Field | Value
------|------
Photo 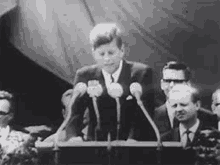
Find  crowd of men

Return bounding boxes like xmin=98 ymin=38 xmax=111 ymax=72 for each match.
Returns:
xmin=1 ymin=22 xmax=220 ymax=164
xmin=45 ymin=22 xmax=220 ymax=146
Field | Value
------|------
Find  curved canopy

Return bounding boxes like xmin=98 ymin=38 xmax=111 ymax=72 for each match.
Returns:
xmin=1 ymin=0 xmax=220 ymax=88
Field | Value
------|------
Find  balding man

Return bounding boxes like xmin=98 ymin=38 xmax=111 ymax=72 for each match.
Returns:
xmin=154 ymin=62 xmax=217 ymax=134
xmin=161 ymin=84 xmax=217 ymax=149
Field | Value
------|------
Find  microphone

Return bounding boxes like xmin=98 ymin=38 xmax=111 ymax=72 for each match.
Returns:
xmin=130 ymin=82 xmax=162 ymax=164
xmin=130 ymin=82 xmax=142 ymax=104
xmin=54 ymin=83 xmax=87 ymax=145
xmin=107 ymin=83 xmax=123 ymax=140
xmin=87 ymin=83 xmax=103 ymax=141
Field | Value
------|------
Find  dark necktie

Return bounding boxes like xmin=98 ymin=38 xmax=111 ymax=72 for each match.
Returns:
xmin=185 ymin=129 xmax=191 ymax=148
xmin=110 ymin=75 xmax=114 ymax=83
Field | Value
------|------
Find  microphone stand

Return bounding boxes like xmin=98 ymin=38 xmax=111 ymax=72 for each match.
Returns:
xmin=53 ymin=91 xmax=80 ymax=165
xmin=107 ymin=132 xmax=112 ymax=165
xmin=92 ymin=97 xmax=100 ymax=141
xmin=115 ymin=97 xmax=121 ymax=140
xmin=136 ymin=99 xmax=162 ymax=165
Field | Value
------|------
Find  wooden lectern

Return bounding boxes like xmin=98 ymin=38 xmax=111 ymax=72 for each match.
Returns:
xmin=36 ymin=141 xmax=196 ymax=165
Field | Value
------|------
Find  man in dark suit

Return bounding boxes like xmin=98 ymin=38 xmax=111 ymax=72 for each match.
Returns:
xmin=161 ymin=84 xmax=214 ymax=148
xmin=65 ymin=23 xmax=155 ymax=141
xmin=154 ymin=61 xmax=217 ymax=134
xmin=211 ymin=88 xmax=220 ymax=130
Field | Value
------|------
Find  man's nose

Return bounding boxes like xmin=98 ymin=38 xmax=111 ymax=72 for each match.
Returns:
xmin=175 ymin=105 xmax=183 ymax=112
xmin=169 ymin=81 xmax=175 ymax=87
xmin=103 ymin=54 xmax=110 ymax=61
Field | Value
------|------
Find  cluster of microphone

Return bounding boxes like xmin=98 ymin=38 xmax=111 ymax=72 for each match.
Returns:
xmin=73 ymin=82 xmax=142 ymax=101
xmin=55 ymin=81 xmax=160 ymax=151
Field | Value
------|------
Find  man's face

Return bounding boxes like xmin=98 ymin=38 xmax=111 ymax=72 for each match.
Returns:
xmin=0 ymin=99 xmax=12 ymax=126
xmin=211 ymin=91 xmax=220 ymax=117
xmin=92 ymin=39 xmax=124 ymax=74
xmin=161 ymin=69 xmax=187 ymax=97
xmin=169 ymin=92 xmax=199 ymax=122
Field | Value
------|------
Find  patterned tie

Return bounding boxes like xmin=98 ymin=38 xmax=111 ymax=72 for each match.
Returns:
xmin=185 ymin=129 xmax=191 ymax=148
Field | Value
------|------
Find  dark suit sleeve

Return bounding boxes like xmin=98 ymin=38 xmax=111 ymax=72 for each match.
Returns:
xmin=140 ymin=67 xmax=155 ymax=116
xmin=67 ymin=69 xmax=89 ymax=137
xmin=131 ymin=65 xmax=156 ymax=141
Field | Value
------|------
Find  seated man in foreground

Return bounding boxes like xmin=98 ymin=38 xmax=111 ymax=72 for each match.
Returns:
xmin=0 ymin=91 xmax=38 ymax=165
xmin=161 ymin=84 xmax=217 ymax=149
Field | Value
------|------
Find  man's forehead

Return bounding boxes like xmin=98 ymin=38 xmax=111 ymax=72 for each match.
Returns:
xmin=163 ymin=69 xmax=185 ymax=79
xmin=169 ymin=91 xmax=192 ymax=102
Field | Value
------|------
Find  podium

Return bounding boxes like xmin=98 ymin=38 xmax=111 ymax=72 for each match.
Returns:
xmin=36 ymin=141 xmax=196 ymax=165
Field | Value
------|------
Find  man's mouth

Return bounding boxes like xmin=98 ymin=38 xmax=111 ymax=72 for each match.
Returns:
xmin=104 ymin=63 xmax=114 ymax=67
xmin=176 ymin=113 xmax=186 ymax=119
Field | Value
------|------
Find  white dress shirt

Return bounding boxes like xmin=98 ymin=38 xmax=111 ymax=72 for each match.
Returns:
xmin=102 ymin=60 xmax=123 ymax=88
xmin=166 ymin=101 xmax=175 ymax=128
xmin=179 ymin=119 xmax=200 ymax=147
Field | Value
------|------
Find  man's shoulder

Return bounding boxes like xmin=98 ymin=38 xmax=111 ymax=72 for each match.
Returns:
xmin=198 ymin=107 xmax=217 ymax=119
xmin=155 ymin=104 xmax=167 ymax=114
xmin=198 ymin=108 xmax=218 ymax=129
xmin=126 ymin=60 xmax=151 ymax=70
xmin=161 ymin=128 xmax=178 ymax=141
xmin=76 ymin=64 xmax=99 ymax=75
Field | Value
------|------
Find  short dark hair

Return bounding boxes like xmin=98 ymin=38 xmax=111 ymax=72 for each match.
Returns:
xmin=89 ymin=22 xmax=123 ymax=50
xmin=0 ymin=90 xmax=15 ymax=113
xmin=162 ymin=61 xmax=191 ymax=81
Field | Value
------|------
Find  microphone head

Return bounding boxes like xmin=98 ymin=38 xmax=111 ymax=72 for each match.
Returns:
xmin=107 ymin=83 xmax=123 ymax=98
xmin=130 ymin=82 xmax=142 ymax=96
xmin=87 ymin=84 xmax=103 ymax=97
xmin=73 ymin=82 xmax=87 ymax=96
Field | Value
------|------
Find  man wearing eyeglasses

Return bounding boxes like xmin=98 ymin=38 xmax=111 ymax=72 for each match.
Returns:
xmin=0 ymin=91 xmax=38 ymax=164
xmin=154 ymin=61 xmax=190 ymax=134
xmin=154 ymin=61 xmax=217 ymax=134
xmin=211 ymin=89 xmax=220 ymax=130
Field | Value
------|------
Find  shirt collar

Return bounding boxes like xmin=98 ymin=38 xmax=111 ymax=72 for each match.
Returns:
xmin=102 ymin=60 xmax=123 ymax=83
xmin=179 ymin=119 xmax=200 ymax=136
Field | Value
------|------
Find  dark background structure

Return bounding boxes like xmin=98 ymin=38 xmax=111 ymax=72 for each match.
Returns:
xmin=0 ymin=0 xmax=220 ymax=127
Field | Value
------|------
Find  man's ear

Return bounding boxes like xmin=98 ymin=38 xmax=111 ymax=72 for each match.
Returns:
xmin=8 ymin=113 xmax=14 ymax=121
xmin=195 ymin=100 xmax=201 ymax=110
xmin=160 ymin=79 xmax=165 ymax=90
xmin=120 ymin=44 xmax=125 ymax=57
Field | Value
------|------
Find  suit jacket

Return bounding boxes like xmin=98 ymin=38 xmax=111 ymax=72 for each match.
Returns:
xmin=154 ymin=104 xmax=218 ymax=135
xmin=161 ymin=120 xmax=210 ymax=144
xmin=67 ymin=60 xmax=155 ymax=141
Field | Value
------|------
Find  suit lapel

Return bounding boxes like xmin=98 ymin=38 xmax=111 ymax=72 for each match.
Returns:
xmin=164 ymin=106 xmax=172 ymax=130
xmin=94 ymin=67 xmax=107 ymax=95
xmin=173 ymin=127 xmax=181 ymax=141
xmin=117 ymin=60 xmax=132 ymax=97
xmin=191 ymin=121 xmax=203 ymax=145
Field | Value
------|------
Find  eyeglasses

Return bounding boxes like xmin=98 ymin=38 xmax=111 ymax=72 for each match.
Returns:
xmin=162 ymin=79 xmax=187 ymax=84
xmin=0 ymin=111 xmax=10 ymax=116
xmin=213 ymin=103 xmax=220 ymax=107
